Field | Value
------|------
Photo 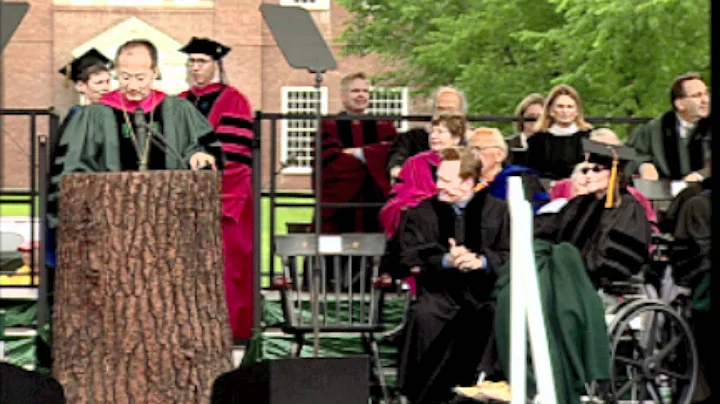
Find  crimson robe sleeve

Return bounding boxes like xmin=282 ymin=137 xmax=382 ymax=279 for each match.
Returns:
xmin=212 ymin=88 xmax=253 ymax=170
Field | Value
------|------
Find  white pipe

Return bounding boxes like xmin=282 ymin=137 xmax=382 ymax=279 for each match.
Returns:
xmin=507 ymin=177 xmax=558 ymax=404
xmin=507 ymin=177 xmax=527 ymax=404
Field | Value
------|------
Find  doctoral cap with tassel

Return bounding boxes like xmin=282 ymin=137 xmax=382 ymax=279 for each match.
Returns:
xmin=581 ymin=138 xmax=637 ymax=208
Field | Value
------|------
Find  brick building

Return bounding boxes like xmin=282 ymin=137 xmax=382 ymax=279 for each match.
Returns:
xmin=1 ymin=0 xmax=425 ymax=190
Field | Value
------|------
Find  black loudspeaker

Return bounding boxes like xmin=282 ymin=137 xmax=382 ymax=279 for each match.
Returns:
xmin=211 ymin=356 xmax=370 ymax=404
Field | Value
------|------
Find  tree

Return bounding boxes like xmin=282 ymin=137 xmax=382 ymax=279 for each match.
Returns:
xmin=53 ymin=171 xmax=233 ymax=404
xmin=337 ymin=0 xmax=710 ymax=132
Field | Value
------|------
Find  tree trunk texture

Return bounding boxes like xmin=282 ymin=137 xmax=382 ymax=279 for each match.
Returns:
xmin=53 ymin=171 xmax=233 ymax=404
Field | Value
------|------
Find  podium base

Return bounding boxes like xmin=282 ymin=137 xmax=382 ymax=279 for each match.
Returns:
xmin=211 ymin=356 xmax=370 ymax=404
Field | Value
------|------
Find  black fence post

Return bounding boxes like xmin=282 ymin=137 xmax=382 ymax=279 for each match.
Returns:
xmin=252 ymin=110 xmax=263 ymax=332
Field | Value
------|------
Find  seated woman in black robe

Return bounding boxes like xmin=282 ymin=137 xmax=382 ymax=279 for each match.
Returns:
xmin=525 ymin=84 xmax=593 ymax=181
xmin=535 ymin=139 xmax=653 ymax=290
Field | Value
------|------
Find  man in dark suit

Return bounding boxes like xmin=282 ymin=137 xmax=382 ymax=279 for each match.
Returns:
xmin=626 ymin=72 xmax=711 ymax=181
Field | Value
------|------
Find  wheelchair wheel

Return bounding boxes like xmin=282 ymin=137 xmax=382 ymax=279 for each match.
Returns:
xmin=609 ymin=303 xmax=698 ymax=404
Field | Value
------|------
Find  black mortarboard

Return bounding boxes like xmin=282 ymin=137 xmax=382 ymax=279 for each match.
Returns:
xmin=178 ymin=37 xmax=231 ymax=60
xmin=581 ymin=138 xmax=637 ymax=208
xmin=58 ymin=48 xmax=113 ymax=86
xmin=582 ymin=138 xmax=636 ymax=167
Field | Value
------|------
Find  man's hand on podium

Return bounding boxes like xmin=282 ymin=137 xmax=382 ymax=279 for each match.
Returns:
xmin=190 ymin=152 xmax=217 ymax=170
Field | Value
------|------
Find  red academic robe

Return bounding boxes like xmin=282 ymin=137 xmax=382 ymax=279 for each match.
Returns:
xmin=179 ymin=82 xmax=254 ymax=340
xmin=317 ymin=114 xmax=397 ymax=234
xmin=379 ymin=150 xmax=440 ymax=239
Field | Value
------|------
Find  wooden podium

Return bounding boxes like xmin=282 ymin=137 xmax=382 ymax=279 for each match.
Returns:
xmin=53 ymin=171 xmax=234 ymax=403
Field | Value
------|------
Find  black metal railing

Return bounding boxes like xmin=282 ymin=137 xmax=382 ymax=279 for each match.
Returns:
xmin=0 ymin=108 xmax=59 ymax=368
xmin=2 ymin=109 xmax=653 ymax=339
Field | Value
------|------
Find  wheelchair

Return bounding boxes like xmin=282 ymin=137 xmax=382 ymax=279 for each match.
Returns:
xmin=596 ymin=232 xmax=699 ymax=404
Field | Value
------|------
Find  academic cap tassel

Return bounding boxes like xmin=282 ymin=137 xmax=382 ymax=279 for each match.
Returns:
xmin=605 ymin=151 xmax=619 ymax=208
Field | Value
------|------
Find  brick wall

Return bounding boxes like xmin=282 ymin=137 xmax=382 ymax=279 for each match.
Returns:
xmin=1 ymin=0 xmax=421 ymax=190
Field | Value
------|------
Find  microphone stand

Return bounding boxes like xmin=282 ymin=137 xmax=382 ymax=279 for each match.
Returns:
xmin=138 ymin=122 xmax=189 ymax=169
xmin=311 ymin=69 xmax=324 ymax=357
xmin=134 ymin=109 xmax=151 ymax=172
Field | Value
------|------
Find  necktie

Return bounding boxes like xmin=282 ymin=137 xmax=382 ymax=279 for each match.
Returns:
xmin=454 ymin=205 xmax=465 ymax=245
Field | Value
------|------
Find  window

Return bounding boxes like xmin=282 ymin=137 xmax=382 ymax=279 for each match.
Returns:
xmin=368 ymin=86 xmax=409 ymax=131
xmin=281 ymin=86 xmax=328 ymax=174
xmin=279 ymin=0 xmax=330 ymax=11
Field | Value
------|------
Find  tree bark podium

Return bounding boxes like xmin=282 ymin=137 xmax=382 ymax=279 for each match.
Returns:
xmin=53 ymin=171 xmax=233 ymax=404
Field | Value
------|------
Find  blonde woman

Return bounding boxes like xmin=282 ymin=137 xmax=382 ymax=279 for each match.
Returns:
xmin=526 ymin=84 xmax=593 ymax=180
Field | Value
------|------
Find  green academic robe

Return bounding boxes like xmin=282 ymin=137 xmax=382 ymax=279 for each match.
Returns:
xmin=493 ymin=240 xmax=611 ymax=404
xmin=625 ymin=112 xmax=711 ymax=180
xmin=47 ymin=96 xmax=220 ymax=228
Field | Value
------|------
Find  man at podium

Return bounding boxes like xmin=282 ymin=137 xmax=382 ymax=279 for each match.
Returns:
xmin=48 ymin=39 xmax=223 ymax=228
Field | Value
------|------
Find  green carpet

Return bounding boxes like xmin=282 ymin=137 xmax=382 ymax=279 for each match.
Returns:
xmin=1 ymin=291 xmax=408 ymax=387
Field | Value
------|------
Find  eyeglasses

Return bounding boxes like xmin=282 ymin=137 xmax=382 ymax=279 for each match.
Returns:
xmin=578 ymin=165 xmax=604 ymax=175
xmin=187 ymin=58 xmax=212 ymax=66
xmin=472 ymin=145 xmax=502 ymax=152
xmin=681 ymin=91 xmax=710 ymax=99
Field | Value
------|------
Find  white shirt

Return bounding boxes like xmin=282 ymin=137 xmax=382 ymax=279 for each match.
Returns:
xmin=676 ymin=114 xmax=696 ymax=139
xmin=519 ymin=132 xmax=529 ymax=149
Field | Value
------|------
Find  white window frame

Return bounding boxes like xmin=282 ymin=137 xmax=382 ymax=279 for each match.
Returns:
xmin=279 ymin=0 xmax=330 ymax=11
xmin=281 ymin=86 xmax=328 ymax=175
xmin=368 ymin=86 xmax=409 ymax=131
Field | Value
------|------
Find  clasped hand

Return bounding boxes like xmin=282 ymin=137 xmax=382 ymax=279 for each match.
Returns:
xmin=448 ymin=238 xmax=484 ymax=271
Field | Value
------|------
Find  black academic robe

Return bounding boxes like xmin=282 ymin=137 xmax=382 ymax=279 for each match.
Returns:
xmin=316 ymin=113 xmax=397 ymax=233
xmin=671 ymin=191 xmax=712 ymax=398
xmin=505 ymin=134 xmax=524 ymax=149
xmin=525 ymin=130 xmax=591 ymax=180
xmin=505 ymin=134 xmax=527 ymax=166
xmin=0 ymin=363 xmax=66 ymax=403
xmin=534 ymin=191 xmax=652 ymax=290
xmin=397 ymin=192 xmax=510 ymax=404
xmin=661 ymin=177 xmax=711 ymax=233
xmin=386 ymin=127 xmax=430 ymax=174
xmin=671 ymin=192 xmax=711 ymax=290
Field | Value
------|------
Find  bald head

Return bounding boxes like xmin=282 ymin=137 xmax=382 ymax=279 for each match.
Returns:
xmin=433 ymin=86 xmax=467 ymax=114
xmin=589 ymin=128 xmax=621 ymax=146
xmin=468 ymin=127 xmax=508 ymax=174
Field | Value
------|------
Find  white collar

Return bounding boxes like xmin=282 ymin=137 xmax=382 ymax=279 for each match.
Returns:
xmin=548 ymin=123 xmax=579 ymax=136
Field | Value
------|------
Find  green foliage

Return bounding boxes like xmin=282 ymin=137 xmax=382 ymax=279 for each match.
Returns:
xmin=337 ymin=0 xmax=710 ymax=136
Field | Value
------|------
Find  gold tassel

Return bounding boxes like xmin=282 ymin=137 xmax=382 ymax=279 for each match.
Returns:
xmin=605 ymin=154 xmax=619 ymax=208
xmin=474 ymin=181 xmax=488 ymax=193
xmin=63 ymin=64 xmax=72 ymax=88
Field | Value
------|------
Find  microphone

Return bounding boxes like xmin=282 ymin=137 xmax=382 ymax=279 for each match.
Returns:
xmin=133 ymin=108 xmax=150 ymax=171
xmin=136 ymin=120 xmax=187 ymax=169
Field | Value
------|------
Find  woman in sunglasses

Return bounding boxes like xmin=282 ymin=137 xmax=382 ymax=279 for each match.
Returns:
xmin=535 ymin=137 xmax=654 ymax=289
xmin=548 ymin=129 xmax=658 ymax=227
